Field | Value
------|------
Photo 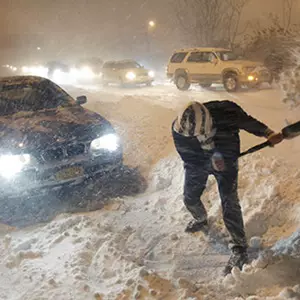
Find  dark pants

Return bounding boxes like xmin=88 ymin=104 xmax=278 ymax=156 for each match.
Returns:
xmin=183 ymin=159 xmax=247 ymax=249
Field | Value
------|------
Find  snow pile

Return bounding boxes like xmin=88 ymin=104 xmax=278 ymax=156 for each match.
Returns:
xmin=1 ymin=151 xmax=300 ymax=300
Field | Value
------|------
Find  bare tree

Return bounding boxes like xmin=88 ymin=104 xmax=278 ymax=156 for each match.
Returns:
xmin=173 ymin=0 xmax=250 ymax=47
xmin=282 ymin=0 xmax=296 ymax=32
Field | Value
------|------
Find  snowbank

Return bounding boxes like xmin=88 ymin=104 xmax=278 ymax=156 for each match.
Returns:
xmin=1 ymin=87 xmax=300 ymax=299
xmin=1 ymin=151 xmax=300 ymax=300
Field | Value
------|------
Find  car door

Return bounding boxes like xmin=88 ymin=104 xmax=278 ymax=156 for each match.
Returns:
xmin=185 ymin=51 xmax=211 ymax=83
xmin=102 ymin=62 xmax=114 ymax=83
xmin=205 ymin=52 xmax=223 ymax=82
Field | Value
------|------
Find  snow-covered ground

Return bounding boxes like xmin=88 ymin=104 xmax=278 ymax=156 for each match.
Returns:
xmin=1 ymin=82 xmax=300 ymax=300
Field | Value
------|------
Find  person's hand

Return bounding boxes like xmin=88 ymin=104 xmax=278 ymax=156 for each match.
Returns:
xmin=267 ymin=132 xmax=284 ymax=146
xmin=211 ymin=152 xmax=225 ymax=172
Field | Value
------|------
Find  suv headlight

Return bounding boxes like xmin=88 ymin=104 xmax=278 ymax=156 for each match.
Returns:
xmin=90 ymin=134 xmax=120 ymax=152
xmin=125 ymin=72 xmax=136 ymax=80
xmin=0 ymin=154 xmax=31 ymax=179
xmin=148 ymin=70 xmax=155 ymax=78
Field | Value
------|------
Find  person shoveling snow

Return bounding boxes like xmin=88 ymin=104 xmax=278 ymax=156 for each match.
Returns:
xmin=171 ymin=100 xmax=283 ymax=276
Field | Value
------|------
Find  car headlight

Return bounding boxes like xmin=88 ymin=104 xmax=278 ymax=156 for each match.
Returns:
xmin=0 ymin=154 xmax=31 ymax=179
xmin=125 ymin=72 xmax=136 ymax=80
xmin=148 ymin=70 xmax=155 ymax=78
xmin=90 ymin=134 xmax=120 ymax=152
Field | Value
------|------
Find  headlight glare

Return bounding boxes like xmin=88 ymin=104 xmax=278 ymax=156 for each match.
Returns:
xmin=0 ymin=154 xmax=31 ymax=179
xmin=148 ymin=70 xmax=155 ymax=78
xmin=91 ymin=134 xmax=119 ymax=152
xmin=125 ymin=72 xmax=136 ymax=80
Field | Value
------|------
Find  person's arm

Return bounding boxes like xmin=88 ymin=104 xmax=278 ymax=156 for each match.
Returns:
xmin=229 ymin=101 xmax=283 ymax=145
xmin=233 ymin=103 xmax=273 ymax=137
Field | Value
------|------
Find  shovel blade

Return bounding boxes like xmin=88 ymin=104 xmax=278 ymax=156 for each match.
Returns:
xmin=282 ymin=121 xmax=300 ymax=139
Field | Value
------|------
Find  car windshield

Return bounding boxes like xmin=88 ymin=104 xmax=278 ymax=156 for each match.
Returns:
xmin=0 ymin=82 xmax=75 ymax=116
xmin=117 ymin=61 xmax=142 ymax=69
xmin=216 ymin=51 xmax=238 ymax=61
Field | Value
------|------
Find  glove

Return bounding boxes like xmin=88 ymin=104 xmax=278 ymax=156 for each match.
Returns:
xmin=211 ymin=152 xmax=225 ymax=172
xmin=267 ymin=132 xmax=284 ymax=146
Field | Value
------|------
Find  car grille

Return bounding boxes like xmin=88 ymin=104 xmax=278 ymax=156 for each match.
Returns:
xmin=259 ymin=69 xmax=270 ymax=76
xmin=41 ymin=143 xmax=86 ymax=162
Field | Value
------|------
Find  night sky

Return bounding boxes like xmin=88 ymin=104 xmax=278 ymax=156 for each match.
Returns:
xmin=0 ymin=0 xmax=298 ymax=64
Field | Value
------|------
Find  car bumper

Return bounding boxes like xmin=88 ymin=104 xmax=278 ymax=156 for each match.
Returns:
xmin=0 ymin=151 xmax=123 ymax=198
xmin=240 ymin=70 xmax=272 ymax=84
xmin=124 ymin=76 xmax=154 ymax=84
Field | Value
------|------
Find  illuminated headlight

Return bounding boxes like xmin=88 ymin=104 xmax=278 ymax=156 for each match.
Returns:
xmin=125 ymin=71 xmax=136 ymax=80
xmin=0 ymin=154 xmax=31 ymax=179
xmin=248 ymin=75 xmax=255 ymax=81
xmin=148 ymin=70 xmax=155 ymax=78
xmin=80 ymin=66 xmax=95 ymax=79
xmin=90 ymin=134 xmax=120 ymax=152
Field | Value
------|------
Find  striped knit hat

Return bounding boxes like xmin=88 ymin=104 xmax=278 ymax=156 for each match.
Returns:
xmin=173 ymin=101 xmax=214 ymax=138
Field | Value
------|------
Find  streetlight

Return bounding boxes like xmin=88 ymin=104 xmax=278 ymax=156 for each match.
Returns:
xmin=148 ymin=20 xmax=155 ymax=28
xmin=37 ymin=47 xmax=41 ymax=51
xmin=146 ymin=20 xmax=156 ymax=54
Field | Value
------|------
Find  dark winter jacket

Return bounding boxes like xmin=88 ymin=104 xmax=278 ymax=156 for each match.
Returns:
xmin=172 ymin=100 xmax=272 ymax=165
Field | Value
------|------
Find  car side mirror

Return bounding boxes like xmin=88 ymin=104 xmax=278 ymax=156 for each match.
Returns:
xmin=76 ymin=95 xmax=87 ymax=105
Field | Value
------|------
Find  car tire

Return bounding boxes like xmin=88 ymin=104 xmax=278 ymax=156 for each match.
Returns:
xmin=223 ymin=73 xmax=239 ymax=92
xmin=200 ymin=83 xmax=212 ymax=88
xmin=175 ymin=75 xmax=190 ymax=91
xmin=268 ymin=75 xmax=274 ymax=86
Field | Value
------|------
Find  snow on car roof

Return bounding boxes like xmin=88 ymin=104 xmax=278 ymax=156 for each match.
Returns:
xmin=0 ymin=76 xmax=50 ymax=88
xmin=174 ymin=47 xmax=231 ymax=53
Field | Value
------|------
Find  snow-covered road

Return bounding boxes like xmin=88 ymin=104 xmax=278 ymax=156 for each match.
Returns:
xmin=1 ymin=83 xmax=300 ymax=300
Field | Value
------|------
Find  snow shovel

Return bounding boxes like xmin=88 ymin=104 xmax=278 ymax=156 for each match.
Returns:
xmin=239 ymin=120 xmax=300 ymax=157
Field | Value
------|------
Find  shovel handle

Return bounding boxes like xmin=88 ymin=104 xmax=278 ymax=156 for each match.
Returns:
xmin=239 ymin=141 xmax=271 ymax=157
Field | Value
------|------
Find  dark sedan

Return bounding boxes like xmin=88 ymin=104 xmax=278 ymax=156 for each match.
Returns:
xmin=0 ymin=76 xmax=123 ymax=198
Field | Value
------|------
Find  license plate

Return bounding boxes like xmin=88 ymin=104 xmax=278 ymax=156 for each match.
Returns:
xmin=55 ymin=166 xmax=84 ymax=181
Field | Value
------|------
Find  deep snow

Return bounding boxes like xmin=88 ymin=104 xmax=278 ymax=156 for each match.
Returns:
xmin=0 ymin=83 xmax=300 ymax=300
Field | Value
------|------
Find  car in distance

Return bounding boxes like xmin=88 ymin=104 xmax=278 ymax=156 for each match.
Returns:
xmin=101 ymin=60 xmax=155 ymax=87
xmin=0 ymin=76 xmax=123 ymax=198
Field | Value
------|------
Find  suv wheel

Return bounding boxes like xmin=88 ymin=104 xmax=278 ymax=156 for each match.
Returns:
xmin=175 ymin=75 xmax=190 ymax=91
xmin=223 ymin=73 xmax=239 ymax=92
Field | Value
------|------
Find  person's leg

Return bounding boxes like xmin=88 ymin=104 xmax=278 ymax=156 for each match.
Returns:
xmin=183 ymin=164 xmax=209 ymax=232
xmin=213 ymin=160 xmax=248 ymax=274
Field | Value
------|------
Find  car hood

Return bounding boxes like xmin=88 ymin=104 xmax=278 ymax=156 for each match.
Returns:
xmin=121 ymin=68 xmax=150 ymax=75
xmin=0 ymin=106 xmax=112 ymax=153
xmin=223 ymin=60 xmax=265 ymax=68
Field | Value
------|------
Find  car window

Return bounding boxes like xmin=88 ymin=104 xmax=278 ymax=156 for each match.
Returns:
xmin=170 ymin=52 xmax=188 ymax=63
xmin=117 ymin=62 xmax=141 ymax=69
xmin=187 ymin=52 xmax=215 ymax=63
xmin=0 ymin=83 xmax=75 ymax=116
xmin=103 ymin=62 xmax=114 ymax=68
xmin=215 ymin=51 xmax=238 ymax=61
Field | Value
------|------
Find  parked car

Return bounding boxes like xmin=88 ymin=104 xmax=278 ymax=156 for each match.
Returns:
xmin=101 ymin=60 xmax=155 ymax=86
xmin=166 ymin=47 xmax=273 ymax=92
xmin=0 ymin=76 xmax=123 ymax=198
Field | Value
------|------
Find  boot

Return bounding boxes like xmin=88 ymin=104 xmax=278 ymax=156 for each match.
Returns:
xmin=185 ymin=219 xmax=208 ymax=233
xmin=223 ymin=246 xmax=249 ymax=276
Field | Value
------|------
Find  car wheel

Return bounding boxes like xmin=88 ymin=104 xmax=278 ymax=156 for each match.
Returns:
xmin=268 ymin=75 xmax=274 ymax=86
xmin=223 ymin=73 xmax=239 ymax=92
xmin=200 ymin=83 xmax=212 ymax=88
xmin=175 ymin=75 xmax=190 ymax=91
